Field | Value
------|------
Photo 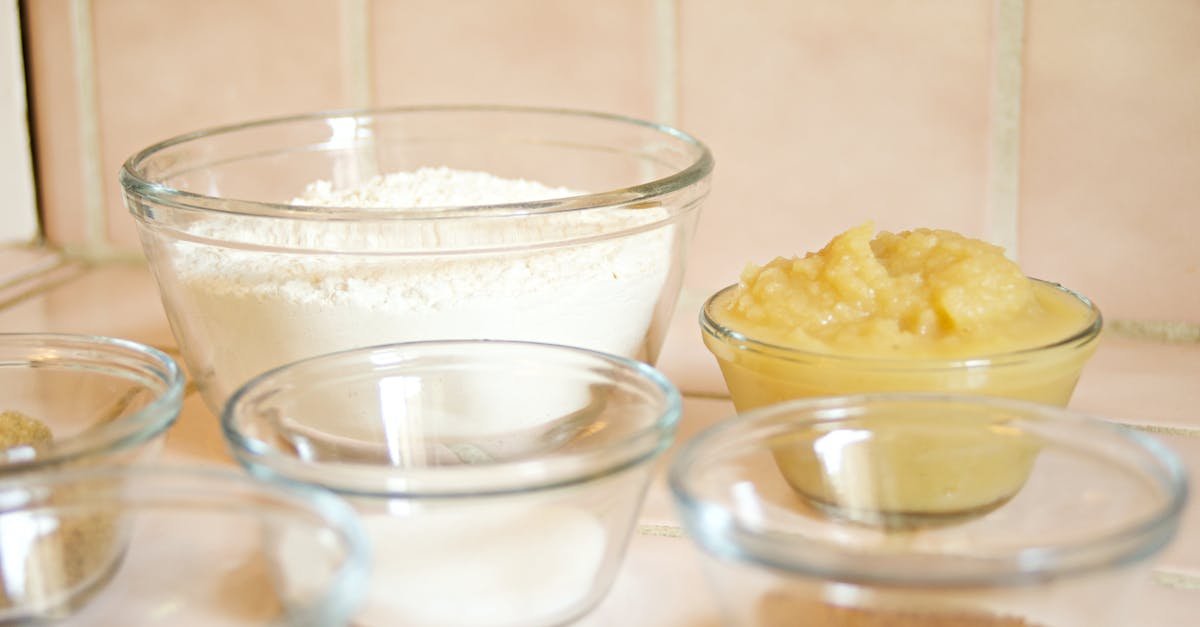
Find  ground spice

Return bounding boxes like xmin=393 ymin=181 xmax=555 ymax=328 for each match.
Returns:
xmin=757 ymin=590 xmax=1043 ymax=627
xmin=0 ymin=410 xmax=120 ymax=618
xmin=0 ymin=410 xmax=53 ymax=449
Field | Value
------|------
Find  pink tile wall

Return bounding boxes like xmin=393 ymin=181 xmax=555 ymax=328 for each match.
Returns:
xmin=1019 ymin=1 xmax=1200 ymax=323
xmin=19 ymin=0 xmax=1200 ymax=324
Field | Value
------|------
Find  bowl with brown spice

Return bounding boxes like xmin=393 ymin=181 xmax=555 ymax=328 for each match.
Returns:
xmin=0 ymin=333 xmax=183 ymax=473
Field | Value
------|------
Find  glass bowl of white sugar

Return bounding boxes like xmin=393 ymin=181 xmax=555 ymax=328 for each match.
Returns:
xmin=221 ymin=339 xmax=680 ymax=627
xmin=120 ymin=105 xmax=712 ymax=415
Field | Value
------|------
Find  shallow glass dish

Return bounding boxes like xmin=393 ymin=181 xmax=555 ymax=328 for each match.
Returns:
xmin=701 ymin=280 xmax=1102 ymax=411
xmin=0 ymin=333 xmax=184 ymax=472
xmin=669 ymin=394 xmax=1187 ymax=627
xmin=121 ymin=105 xmax=713 ymax=414
xmin=0 ymin=465 xmax=368 ymax=625
xmin=223 ymin=339 xmax=681 ymax=627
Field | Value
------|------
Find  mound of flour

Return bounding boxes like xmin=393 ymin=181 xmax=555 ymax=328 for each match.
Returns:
xmin=167 ymin=167 xmax=674 ymax=412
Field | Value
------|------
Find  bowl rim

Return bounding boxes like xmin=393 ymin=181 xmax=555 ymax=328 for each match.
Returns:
xmin=667 ymin=392 xmax=1189 ymax=587
xmin=700 ymin=278 xmax=1104 ymax=368
xmin=119 ymin=103 xmax=714 ymax=222
xmin=0 ymin=333 xmax=184 ymax=470
xmin=0 ymin=463 xmax=370 ymax=622
xmin=220 ymin=339 xmax=683 ymax=498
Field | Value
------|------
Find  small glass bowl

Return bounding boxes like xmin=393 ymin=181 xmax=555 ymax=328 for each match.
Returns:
xmin=700 ymin=279 xmax=1103 ymax=411
xmin=669 ymin=394 xmax=1187 ymax=627
xmin=122 ymin=105 xmax=713 ymax=414
xmin=0 ymin=465 xmax=368 ymax=625
xmin=223 ymin=339 xmax=681 ymax=627
xmin=0 ymin=333 xmax=184 ymax=472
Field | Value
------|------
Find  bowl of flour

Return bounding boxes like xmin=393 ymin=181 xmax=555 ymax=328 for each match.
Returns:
xmin=121 ymin=106 xmax=712 ymax=414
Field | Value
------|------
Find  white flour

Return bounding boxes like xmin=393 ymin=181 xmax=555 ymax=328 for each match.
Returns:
xmin=167 ymin=167 xmax=674 ymax=411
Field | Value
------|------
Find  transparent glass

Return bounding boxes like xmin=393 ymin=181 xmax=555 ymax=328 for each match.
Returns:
xmin=121 ymin=105 xmax=713 ymax=414
xmin=0 ymin=465 xmax=368 ymax=625
xmin=701 ymin=280 xmax=1102 ymax=411
xmin=669 ymin=394 xmax=1187 ymax=627
xmin=223 ymin=339 xmax=681 ymax=627
xmin=0 ymin=333 xmax=184 ymax=472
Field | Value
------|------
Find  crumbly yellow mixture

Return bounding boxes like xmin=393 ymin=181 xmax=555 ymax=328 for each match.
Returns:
xmin=0 ymin=409 xmax=53 ymax=448
xmin=720 ymin=224 xmax=1093 ymax=358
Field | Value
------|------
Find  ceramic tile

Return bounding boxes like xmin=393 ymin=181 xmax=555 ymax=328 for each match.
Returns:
xmin=161 ymin=389 xmax=234 ymax=466
xmin=579 ymin=533 xmax=721 ymax=627
xmin=1019 ymin=1 xmax=1200 ymax=323
xmin=1068 ymin=333 xmax=1200 ymax=432
xmin=89 ymin=0 xmax=353 ymax=251
xmin=656 ymin=286 xmax=728 ymax=397
xmin=21 ymin=0 xmax=89 ymax=248
xmin=678 ymin=0 xmax=995 ymax=294
xmin=368 ymin=0 xmax=657 ymax=117
xmin=639 ymin=396 xmax=734 ymax=527
xmin=0 ymin=261 xmax=175 ymax=349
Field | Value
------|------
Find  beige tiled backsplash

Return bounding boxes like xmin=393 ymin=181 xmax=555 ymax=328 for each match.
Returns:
xmin=18 ymin=0 xmax=1200 ymax=327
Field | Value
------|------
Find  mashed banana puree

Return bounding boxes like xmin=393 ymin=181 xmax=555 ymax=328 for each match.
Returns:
xmin=704 ymin=223 xmax=1101 ymax=409
xmin=702 ymin=224 xmax=1101 ymax=522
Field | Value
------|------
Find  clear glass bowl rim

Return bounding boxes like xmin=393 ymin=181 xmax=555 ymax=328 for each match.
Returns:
xmin=120 ymin=104 xmax=715 ymax=222
xmin=700 ymin=279 xmax=1103 ymax=369
xmin=0 ymin=463 xmax=370 ymax=624
xmin=667 ymin=392 xmax=1189 ymax=587
xmin=0 ymin=333 xmax=184 ymax=470
xmin=222 ymin=339 xmax=683 ymax=498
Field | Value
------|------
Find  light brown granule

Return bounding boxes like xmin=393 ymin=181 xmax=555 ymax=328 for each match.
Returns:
xmin=0 ymin=410 xmax=53 ymax=449
xmin=757 ymin=590 xmax=1042 ymax=627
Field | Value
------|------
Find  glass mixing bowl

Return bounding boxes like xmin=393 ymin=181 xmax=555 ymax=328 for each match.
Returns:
xmin=701 ymin=279 xmax=1102 ymax=411
xmin=0 ymin=333 xmax=184 ymax=473
xmin=669 ymin=394 xmax=1187 ymax=627
xmin=121 ymin=105 xmax=713 ymax=414
xmin=223 ymin=339 xmax=681 ymax=627
xmin=0 ymin=465 xmax=368 ymax=625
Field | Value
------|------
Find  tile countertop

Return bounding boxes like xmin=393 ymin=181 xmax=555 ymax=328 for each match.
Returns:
xmin=1 ymin=253 xmax=1198 ymax=625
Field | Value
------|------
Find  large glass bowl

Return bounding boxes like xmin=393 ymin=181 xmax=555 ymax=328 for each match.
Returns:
xmin=0 ymin=465 xmax=369 ymax=625
xmin=121 ymin=105 xmax=713 ymax=414
xmin=0 ymin=333 xmax=184 ymax=473
xmin=222 ymin=339 xmax=681 ymax=627
xmin=669 ymin=394 xmax=1187 ymax=627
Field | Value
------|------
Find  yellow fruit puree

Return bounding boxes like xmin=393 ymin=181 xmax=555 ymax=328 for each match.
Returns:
xmin=701 ymin=224 xmax=1101 ymax=522
xmin=703 ymin=224 xmax=1101 ymax=410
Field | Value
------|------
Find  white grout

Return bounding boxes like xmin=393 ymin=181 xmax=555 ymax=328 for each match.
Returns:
xmin=68 ymin=0 xmax=107 ymax=256
xmin=653 ymin=0 xmax=679 ymax=127
xmin=986 ymin=0 xmax=1025 ymax=260
xmin=340 ymin=0 xmax=371 ymax=108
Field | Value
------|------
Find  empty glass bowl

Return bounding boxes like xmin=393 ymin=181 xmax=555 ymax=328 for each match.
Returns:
xmin=0 ymin=465 xmax=368 ymax=625
xmin=122 ymin=105 xmax=713 ymax=414
xmin=0 ymin=333 xmax=184 ymax=473
xmin=669 ymin=394 xmax=1187 ymax=627
xmin=223 ymin=339 xmax=681 ymax=627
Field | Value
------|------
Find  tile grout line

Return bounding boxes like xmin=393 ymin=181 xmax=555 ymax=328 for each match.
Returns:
xmin=653 ymin=0 xmax=680 ymax=127
xmin=340 ymin=0 xmax=371 ymax=108
xmin=68 ymin=0 xmax=108 ymax=257
xmin=985 ymin=0 xmax=1025 ymax=259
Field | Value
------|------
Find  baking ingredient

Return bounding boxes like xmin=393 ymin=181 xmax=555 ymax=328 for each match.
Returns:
xmin=0 ymin=410 xmax=52 ymax=449
xmin=169 ymin=167 xmax=674 ymax=412
xmin=703 ymin=223 xmax=1100 ymax=408
xmin=757 ymin=590 xmax=1041 ymax=626
xmin=0 ymin=412 xmax=119 ymax=618
xmin=701 ymin=224 xmax=1099 ymax=523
